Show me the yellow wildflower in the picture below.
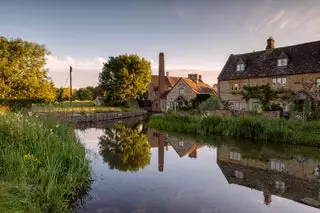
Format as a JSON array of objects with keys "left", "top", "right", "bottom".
[{"left": 23, "top": 154, "right": 40, "bottom": 163}]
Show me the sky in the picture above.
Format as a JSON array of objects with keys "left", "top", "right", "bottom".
[{"left": 1, "top": 0, "right": 320, "bottom": 88}]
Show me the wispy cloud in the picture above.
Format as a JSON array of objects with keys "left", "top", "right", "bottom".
[
  {"left": 45, "top": 55, "right": 106, "bottom": 72},
  {"left": 251, "top": 5, "right": 320, "bottom": 34}
]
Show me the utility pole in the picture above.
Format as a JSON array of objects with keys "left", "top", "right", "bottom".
[{"left": 69, "top": 66, "right": 72, "bottom": 107}]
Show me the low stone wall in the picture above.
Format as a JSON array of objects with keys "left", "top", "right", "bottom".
[
  {"left": 206, "top": 110, "right": 281, "bottom": 118},
  {"left": 39, "top": 111, "right": 147, "bottom": 124}
]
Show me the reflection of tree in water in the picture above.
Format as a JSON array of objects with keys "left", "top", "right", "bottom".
[{"left": 99, "top": 124, "right": 151, "bottom": 172}]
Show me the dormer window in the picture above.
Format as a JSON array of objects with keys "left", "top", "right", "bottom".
[
  {"left": 277, "top": 58, "right": 288, "bottom": 67},
  {"left": 236, "top": 64, "right": 245, "bottom": 71}
]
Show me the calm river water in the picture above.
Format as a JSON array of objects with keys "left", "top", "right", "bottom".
[{"left": 75, "top": 117, "right": 320, "bottom": 213}]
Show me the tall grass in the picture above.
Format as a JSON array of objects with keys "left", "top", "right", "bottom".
[
  {"left": 0, "top": 113, "right": 90, "bottom": 212},
  {"left": 149, "top": 113, "right": 320, "bottom": 147},
  {"left": 31, "top": 101, "right": 137, "bottom": 114}
]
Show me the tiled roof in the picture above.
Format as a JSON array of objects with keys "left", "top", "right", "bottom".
[
  {"left": 151, "top": 75, "right": 180, "bottom": 90},
  {"left": 218, "top": 40, "right": 320, "bottom": 81},
  {"left": 183, "top": 78, "right": 217, "bottom": 94}
]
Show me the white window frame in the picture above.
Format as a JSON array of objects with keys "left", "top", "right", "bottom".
[
  {"left": 272, "top": 77, "right": 287, "bottom": 87},
  {"left": 236, "top": 64, "right": 245, "bottom": 71},
  {"left": 229, "top": 152, "right": 241, "bottom": 160},
  {"left": 179, "top": 88, "right": 184, "bottom": 94},
  {"left": 271, "top": 161, "right": 286, "bottom": 171},
  {"left": 232, "top": 83, "right": 240, "bottom": 91},
  {"left": 178, "top": 141, "right": 184, "bottom": 147},
  {"left": 277, "top": 58, "right": 288, "bottom": 67},
  {"left": 316, "top": 79, "right": 320, "bottom": 88}
]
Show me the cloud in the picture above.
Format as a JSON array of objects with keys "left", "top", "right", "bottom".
[
  {"left": 250, "top": 4, "right": 320, "bottom": 34},
  {"left": 45, "top": 55, "right": 106, "bottom": 72},
  {"left": 268, "top": 10, "right": 285, "bottom": 24}
]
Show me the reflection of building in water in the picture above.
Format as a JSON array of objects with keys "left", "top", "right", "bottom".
[
  {"left": 147, "top": 129, "right": 203, "bottom": 171},
  {"left": 217, "top": 145, "right": 320, "bottom": 209}
]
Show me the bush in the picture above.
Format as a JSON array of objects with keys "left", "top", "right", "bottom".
[{"left": 198, "top": 97, "right": 218, "bottom": 112}]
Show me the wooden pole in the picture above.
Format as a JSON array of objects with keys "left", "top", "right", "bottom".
[{"left": 69, "top": 66, "right": 72, "bottom": 106}]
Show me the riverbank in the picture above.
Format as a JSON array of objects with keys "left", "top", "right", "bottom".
[
  {"left": 38, "top": 111, "right": 147, "bottom": 124},
  {"left": 149, "top": 113, "right": 320, "bottom": 147},
  {"left": 0, "top": 113, "right": 90, "bottom": 213}
]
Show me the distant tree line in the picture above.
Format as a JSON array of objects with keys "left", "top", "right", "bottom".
[{"left": 55, "top": 86, "right": 103, "bottom": 102}]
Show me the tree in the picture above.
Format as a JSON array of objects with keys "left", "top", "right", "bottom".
[
  {"left": 98, "top": 54, "right": 151, "bottom": 104},
  {"left": 99, "top": 124, "right": 151, "bottom": 172},
  {"left": 76, "top": 87, "right": 93, "bottom": 101},
  {"left": 0, "top": 36, "right": 56, "bottom": 103}
]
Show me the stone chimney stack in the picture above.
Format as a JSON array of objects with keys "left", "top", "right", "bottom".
[
  {"left": 158, "top": 53, "right": 165, "bottom": 91},
  {"left": 266, "top": 37, "right": 275, "bottom": 50},
  {"left": 188, "top": 73, "right": 199, "bottom": 83},
  {"left": 166, "top": 72, "right": 169, "bottom": 77}
]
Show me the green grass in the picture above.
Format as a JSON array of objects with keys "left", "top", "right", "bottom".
[
  {"left": 0, "top": 113, "right": 90, "bottom": 212},
  {"left": 31, "top": 101, "right": 139, "bottom": 114},
  {"left": 149, "top": 112, "right": 320, "bottom": 147}
]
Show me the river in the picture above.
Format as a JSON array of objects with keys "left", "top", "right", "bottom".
[{"left": 75, "top": 116, "right": 320, "bottom": 213}]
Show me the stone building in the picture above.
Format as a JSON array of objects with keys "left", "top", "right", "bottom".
[
  {"left": 218, "top": 38, "right": 320, "bottom": 111},
  {"left": 148, "top": 53, "right": 216, "bottom": 112}
]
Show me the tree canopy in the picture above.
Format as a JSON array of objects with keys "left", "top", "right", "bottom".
[
  {"left": 76, "top": 87, "right": 93, "bottom": 101},
  {"left": 0, "top": 36, "right": 56, "bottom": 103},
  {"left": 99, "top": 124, "right": 151, "bottom": 172},
  {"left": 98, "top": 54, "right": 151, "bottom": 104}
]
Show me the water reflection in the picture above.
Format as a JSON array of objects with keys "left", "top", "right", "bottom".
[
  {"left": 99, "top": 124, "right": 151, "bottom": 172},
  {"left": 216, "top": 144, "right": 320, "bottom": 208},
  {"left": 147, "top": 129, "right": 204, "bottom": 171},
  {"left": 76, "top": 120, "right": 320, "bottom": 213}
]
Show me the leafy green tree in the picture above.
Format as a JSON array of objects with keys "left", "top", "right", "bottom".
[
  {"left": 0, "top": 36, "right": 56, "bottom": 103},
  {"left": 98, "top": 54, "right": 151, "bottom": 104},
  {"left": 99, "top": 124, "right": 151, "bottom": 172},
  {"left": 76, "top": 87, "right": 93, "bottom": 101}
]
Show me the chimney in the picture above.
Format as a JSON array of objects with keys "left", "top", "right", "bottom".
[
  {"left": 158, "top": 134, "right": 165, "bottom": 172},
  {"left": 158, "top": 53, "right": 165, "bottom": 91},
  {"left": 199, "top": 75, "right": 202, "bottom": 82},
  {"left": 166, "top": 72, "right": 169, "bottom": 77},
  {"left": 188, "top": 73, "right": 199, "bottom": 83},
  {"left": 266, "top": 37, "right": 275, "bottom": 50}
]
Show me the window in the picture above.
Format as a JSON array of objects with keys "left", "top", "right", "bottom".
[
  {"left": 317, "top": 79, "right": 320, "bottom": 88},
  {"left": 229, "top": 152, "right": 241, "bottom": 160},
  {"left": 271, "top": 161, "right": 285, "bottom": 171},
  {"left": 275, "top": 181, "right": 285, "bottom": 189},
  {"left": 236, "top": 64, "right": 245, "bottom": 71},
  {"left": 234, "top": 170, "right": 244, "bottom": 179},
  {"left": 272, "top": 77, "right": 287, "bottom": 86},
  {"left": 277, "top": 58, "right": 288, "bottom": 67},
  {"left": 178, "top": 141, "right": 184, "bottom": 147},
  {"left": 232, "top": 83, "right": 241, "bottom": 91},
  {"left": 179, "top": 88, "right": 184, "bottom": 94}
]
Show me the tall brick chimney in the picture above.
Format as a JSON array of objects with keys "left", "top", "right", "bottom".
[
  {"left": 158, "top": 53, "right": 165, "bottom": 91},
  {"left": 266, "top": 37, "right": 275, "bottom": 50}
]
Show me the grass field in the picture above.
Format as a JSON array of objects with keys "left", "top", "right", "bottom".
[{"left": 0, "top": 113, "right": 90, "bottom": 212}]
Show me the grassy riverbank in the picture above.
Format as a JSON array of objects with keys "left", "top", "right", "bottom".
[
  {"left": 149, "top": 113, "right": 320, "bottom": 147},
  {"left": 31, "top": 101, "right": 138, "bottom": 114},
  {"left": 0, "top": 113, "right": 90, "bottom": 213}
]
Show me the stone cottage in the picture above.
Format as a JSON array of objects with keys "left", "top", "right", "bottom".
[
  {"left": 218, "top": 38, "right": 320, "bottom": 111},
  {"left": 148, "top": 53, "right": 216, "bottom": 112}
]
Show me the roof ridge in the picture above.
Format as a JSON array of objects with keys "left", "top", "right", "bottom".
[{"left": 234, "top": 39, "right": 320, "bottom": 56}]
